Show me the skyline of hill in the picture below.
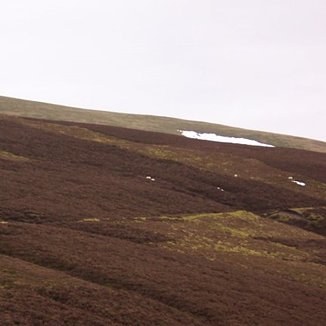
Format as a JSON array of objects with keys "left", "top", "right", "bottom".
[{"left": 1, "top": 96, "right": 325, "bottom": 153}]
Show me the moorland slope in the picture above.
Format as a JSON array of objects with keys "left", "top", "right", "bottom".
[{"left": 0, "top": 114, "right": 326, "bottom": 325}]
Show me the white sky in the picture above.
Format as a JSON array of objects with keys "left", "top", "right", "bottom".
[{"left": 1, "top": 0, "right": 325, "bottom": 141}]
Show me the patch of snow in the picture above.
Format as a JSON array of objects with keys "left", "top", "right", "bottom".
[
  {"left": 288, "top": 176, "right": 306, "bottom": 186},
  {"left": 178, "top": 130, "right": 274, "bottom": 147},
  {"left": 146, "top": 176, "right": 156, "bottom": 182},
  {"left": 234, "top": 174, "right": 238, "bottom": 178},
  {"left": 216, "top": 186, "right": 225, "bottom": 192},
  {"left": 292, "top": 180, "right": 306, "bottom": 187}
]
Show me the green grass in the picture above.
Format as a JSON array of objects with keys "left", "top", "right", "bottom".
[{"left": 161, "top": 210, "right": 321, "bottom": 262}]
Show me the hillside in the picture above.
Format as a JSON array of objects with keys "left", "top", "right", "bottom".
[
  {"left": 0, "top": 113, "right": 326, "bottom": 325},
  {"left": 1, "top": 96, "right": 325, "bottom": 153}
]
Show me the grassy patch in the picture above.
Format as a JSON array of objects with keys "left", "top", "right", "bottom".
[
  {"left": 81, "top": 218, "right": 100, "bottom": 223},
  {"left": 0, "top": 150, "right": 28, "bottom": 162},
  {"left": 160, "top": 210, "right": 316, "bottom": 264}
]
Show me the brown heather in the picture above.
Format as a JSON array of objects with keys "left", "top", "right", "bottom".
[{"left": 0, "top": 113, "right": 325, "bottom": 325}]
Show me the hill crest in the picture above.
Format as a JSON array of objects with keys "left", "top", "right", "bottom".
[{"left": 1, "top": 95, "right": 325, "bottom": 153}]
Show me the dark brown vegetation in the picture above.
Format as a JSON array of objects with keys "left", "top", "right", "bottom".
[{"left": 0, "top": 114, "right": 326, "bottom": 325}]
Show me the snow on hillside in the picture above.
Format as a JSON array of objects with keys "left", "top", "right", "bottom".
[{"left": 179, "top": 130, "right": 274, "bottom": 147}]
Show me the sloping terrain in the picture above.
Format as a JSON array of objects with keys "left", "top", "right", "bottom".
[
  {"left": 1, "top": 96, "right": 326, "bottom": 152},
  {"left": 0, "top": 114, "right": 326, "bottom": 325}
]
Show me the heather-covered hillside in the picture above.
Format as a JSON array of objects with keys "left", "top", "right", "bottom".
[{"left": 1, "top": 114, "right": 325, "bottom": 325}]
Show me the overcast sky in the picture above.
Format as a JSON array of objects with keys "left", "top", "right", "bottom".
[{"left": 1, "top": 0, "right": 325, "bottom": 141}]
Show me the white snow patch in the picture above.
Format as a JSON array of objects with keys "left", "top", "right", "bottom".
[
  {"left": 216, "top": 186, "right": 225, "bottom": 192},
  {"left": 234, "top": 174, "right": 238, "bottom": 178},
  {"left": 178, "top": 130, "right": 274, "bottom": 147},
  {"left": 288, "top": 176, "right": 306, "bottom": 186},
  {"left": 292, "top": 180, "right": 306, "bottom": 187},
  {"left": 146, "top": 176, "right": 156, "bottom": 182}
]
